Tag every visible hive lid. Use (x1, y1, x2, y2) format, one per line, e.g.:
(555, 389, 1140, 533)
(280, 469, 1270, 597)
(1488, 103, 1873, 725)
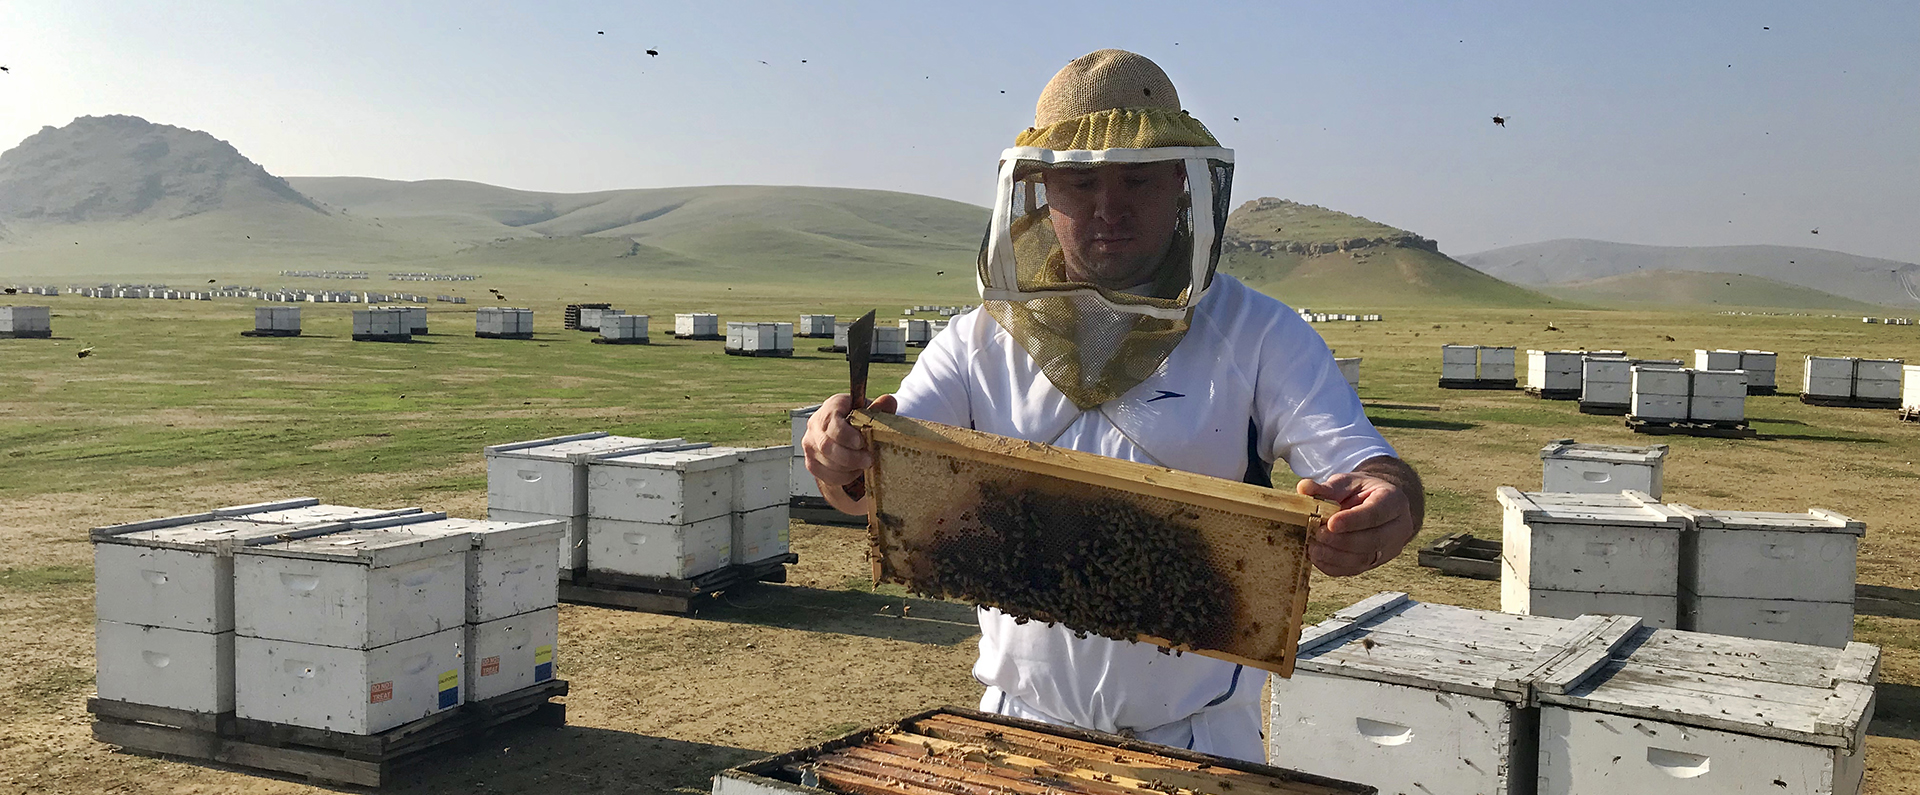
(790, 403, 824, 419)
(1672, 505, 1864, 536)
(485, 433, 687, 464)
(1533, 626, 1882, 750)
(91, 513, 347, 553)
(1292, 592, 1641, 702)
(593, 446, 740, 473)
(349, 514, 566, 548)
(212, 498, 424, 525)
(236, 512, 474, 566)
(1495, 487, 1688, 528)
(705, 445, 793, 464)
(1538, 439, 1669, 465)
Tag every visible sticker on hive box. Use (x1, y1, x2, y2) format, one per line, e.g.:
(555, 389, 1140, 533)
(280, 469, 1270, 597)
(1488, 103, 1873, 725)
(370, 681, 393, 704)
(849, 411, 1333, 677)
(535, 645, 554, 680)
(480, 656, 501, 677)
(437, 669, 459, 709)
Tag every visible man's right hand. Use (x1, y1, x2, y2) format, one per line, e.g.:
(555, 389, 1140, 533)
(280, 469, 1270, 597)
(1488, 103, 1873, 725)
(803, 392, 897, 515)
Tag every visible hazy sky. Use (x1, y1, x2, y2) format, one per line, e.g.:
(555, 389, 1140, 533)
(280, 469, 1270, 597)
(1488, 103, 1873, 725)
(2, 1, 1915, 262)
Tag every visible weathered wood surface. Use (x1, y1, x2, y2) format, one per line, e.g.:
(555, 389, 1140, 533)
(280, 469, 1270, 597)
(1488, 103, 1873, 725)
(1415, 532, 1500, 580)
(851, 411, 1332, 676)
(87, 698, 232, 734)
(1294, 593, 1593, 701)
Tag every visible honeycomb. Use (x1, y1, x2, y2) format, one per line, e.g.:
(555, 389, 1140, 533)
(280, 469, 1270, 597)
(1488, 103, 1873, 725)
(853, 412, 1328, 674)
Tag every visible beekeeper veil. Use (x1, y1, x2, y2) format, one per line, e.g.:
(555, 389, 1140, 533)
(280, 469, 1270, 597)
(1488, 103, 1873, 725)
(979, 49, 1233, 410)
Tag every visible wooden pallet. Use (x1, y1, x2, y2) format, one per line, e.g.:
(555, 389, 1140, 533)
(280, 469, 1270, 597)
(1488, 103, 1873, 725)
(1800, 394, 1902, 409)
(588, 337, 650, 345)
(723, 348, 795, 357)
(239, 329, 301, 338)
(1748, 386, 1778, 396)
(1576, 402, 1630, 416)
(1625, 417, 1758, 438)
(474, 332, 535, 340)
(1524, 387, 1581, 400)
(561, 553, 798, 614)
(351, 334, 414, 343)
(673, 334, 724, 340)
(0, 330, 53, 339)
(1897, 407, 1920, 423)
(1437, 378, 1519, 390)
(1415, 532, 1500, 580)
(89, 680, 567, 787)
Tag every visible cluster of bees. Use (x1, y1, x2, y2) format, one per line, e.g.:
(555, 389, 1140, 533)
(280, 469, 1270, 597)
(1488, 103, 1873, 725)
(914, 483, 1234, 649)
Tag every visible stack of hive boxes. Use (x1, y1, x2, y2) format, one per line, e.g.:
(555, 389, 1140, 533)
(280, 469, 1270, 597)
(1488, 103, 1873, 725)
(401, 306, 429, 335)
(898, 319, 931, 347)
(232, 515, 474, 734)
(1905, 364, 1920, 416)
(1630, 365, 1747, 423)
(788, 405, 823, 505)
(485, 433, 688, 578)
(1804, 356, 1905, 405)
(1440, 344, 1517, 386)
(1501, 488, 1866, 647)
(1527, 350, 1622, 399)
(475, 307, 534, 339)
(1577, 357, 1679, 414)
(706, 445, 792, 565)
(249, 307, 302, 337)
(1272, 592, 1880, 795)
(725, 322, 795, 356)
(586, 447, 742, 579)
(0, 305, 52, 338)
(1333, 357, 1361, 389)
(351, 307, 410, 342)
(1498, 488, 1689, 627)
(674, 313, 721, 340)
(1695, 348, 1777, 394)
(798, 314, 835, 338)
(92, 510, 362, 718)
(599, 313, 649, 343)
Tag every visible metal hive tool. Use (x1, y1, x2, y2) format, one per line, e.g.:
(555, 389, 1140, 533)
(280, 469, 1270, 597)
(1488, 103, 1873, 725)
(849, 411, 1333, 676)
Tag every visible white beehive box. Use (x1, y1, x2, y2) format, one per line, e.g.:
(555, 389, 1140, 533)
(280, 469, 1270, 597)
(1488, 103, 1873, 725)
(1904, 364, 1920, 412)
(1498, 488, 1689, 626)
(1689, 369, 1748, 422)
(790, 404, 822, 500)
(1527, 350, 1588, 392)
(799, 314, 835, 337)
(1442, 344, 1479, 380)
(1271, 592, 1616, 795)
(578, 307, 608, 331)
(1539, 439, 1668, 499)
(1631, 365, 1691, 420)
(352, 308, 407, 337)
(1854, 358, 1904, 400)
(587, 447, 739, 525)
(1479, 346, 1517, 381)
(1675, 505, 1864, 647)
(872, 325, 907, 356)
(710, 445, 792, 512)
(92, 509, 358, 633)
(404, 306, 428, 334)
(0, 305, 52, 334)
(233, 517, 471, 649)
(1694, 349, 1743, 371)
(476, 307, 505, 335)
(725, 321, 747, 351)
(1533, 626, 1880, 795)
(602, 313, 648, 341)
(1742, 350, 1778, 391)
(1803, 356, 1855, 399)
(467, 606, 558, 702)
(586, 514, 731, 579)
(235, 625, 465, 735)
(675, 313, 719, 337)
(1581, 357, 1633, 407)
(361, 514, 564, 623)
(254, 306, 302, 332)
(774, 321, 793, 351)
(486, 432, 684, 571)
(95, 620, 236, 713)
(832, 322, 852, 350)
(899, 318, 931, 345)
(1332, 357, 1360, 389)
(730, 506, 790, 565)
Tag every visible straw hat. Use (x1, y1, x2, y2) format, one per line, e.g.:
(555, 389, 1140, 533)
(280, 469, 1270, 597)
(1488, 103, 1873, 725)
(1033, 49, 1181, 129)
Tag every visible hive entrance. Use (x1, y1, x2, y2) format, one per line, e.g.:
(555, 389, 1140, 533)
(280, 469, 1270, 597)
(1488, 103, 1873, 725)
(852, 412, 1329, 675)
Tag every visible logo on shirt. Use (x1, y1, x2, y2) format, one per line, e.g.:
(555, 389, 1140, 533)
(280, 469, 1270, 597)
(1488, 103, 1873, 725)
(1146, 390, 1185, 403)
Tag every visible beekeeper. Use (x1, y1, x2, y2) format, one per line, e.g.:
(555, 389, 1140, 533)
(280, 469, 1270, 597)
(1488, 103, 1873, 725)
(803, 49, 1423, 762)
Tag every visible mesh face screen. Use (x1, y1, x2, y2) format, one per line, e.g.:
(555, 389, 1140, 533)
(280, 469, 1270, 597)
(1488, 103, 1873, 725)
(862, 415, 1316, 673)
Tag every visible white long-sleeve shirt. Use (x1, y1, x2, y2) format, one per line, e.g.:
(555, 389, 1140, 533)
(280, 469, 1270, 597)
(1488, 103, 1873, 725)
(892, 273, 1396, 737)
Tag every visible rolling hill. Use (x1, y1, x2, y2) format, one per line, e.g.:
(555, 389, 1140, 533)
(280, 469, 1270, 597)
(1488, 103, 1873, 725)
(1218, 199, 1553, 308)
(1543, 270, 1885, 312)
(1459, 238, 1920, 309)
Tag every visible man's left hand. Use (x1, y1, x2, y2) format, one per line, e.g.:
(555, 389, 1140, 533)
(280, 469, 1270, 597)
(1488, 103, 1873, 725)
(1296, 456, 1424, 577)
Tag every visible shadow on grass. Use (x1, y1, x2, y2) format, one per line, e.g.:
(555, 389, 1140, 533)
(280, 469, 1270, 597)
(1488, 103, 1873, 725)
(1368, 415, 1479, 432)
(695, 582, 978, 646)
(1364, 403, 1443, 412)
(1871, 682, 1920, 741)
(1756, 431, 1887, 444)
(1858, 584, 1920, 620)
(1747, 416, 1809, 426)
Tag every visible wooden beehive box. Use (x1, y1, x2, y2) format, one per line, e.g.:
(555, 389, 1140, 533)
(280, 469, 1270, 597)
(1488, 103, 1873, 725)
(713, 707, 1375, 795)
(850, 411, 1332, 676)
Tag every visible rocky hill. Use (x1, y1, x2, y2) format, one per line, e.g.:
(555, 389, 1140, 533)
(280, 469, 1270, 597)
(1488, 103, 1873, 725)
(0, 115, 324, 223)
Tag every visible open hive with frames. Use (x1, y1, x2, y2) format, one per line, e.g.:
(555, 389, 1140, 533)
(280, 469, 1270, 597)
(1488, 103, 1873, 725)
(849, 412, 1332, 676)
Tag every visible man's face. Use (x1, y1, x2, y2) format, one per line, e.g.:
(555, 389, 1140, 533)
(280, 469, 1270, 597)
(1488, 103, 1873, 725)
(1041, 161, 1186, 290)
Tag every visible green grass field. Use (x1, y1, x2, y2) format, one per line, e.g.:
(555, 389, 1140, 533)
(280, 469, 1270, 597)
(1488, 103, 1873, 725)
(4, 271, 1919, 793)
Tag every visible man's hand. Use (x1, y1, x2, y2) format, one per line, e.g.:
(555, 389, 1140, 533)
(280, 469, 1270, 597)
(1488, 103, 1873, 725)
(802, 392, 898, 515)
(1296, 456, 1425, 577)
